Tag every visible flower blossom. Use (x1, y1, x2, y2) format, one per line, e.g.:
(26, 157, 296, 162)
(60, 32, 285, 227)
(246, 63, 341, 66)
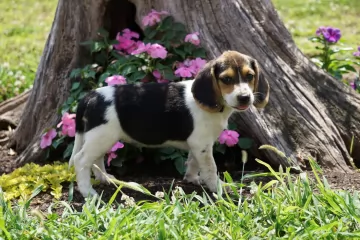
(353, 46, 360, 57)
(315, 26, 341, 43)
(40, 128, 57, 149)
(218, 130, 239, 147)
(131, 42, 167, 59)
(142, 9, 169, 27)
(113, 28, 140, 54)
(57, 112, 76, 137)
(107, 141, 125, 166)
(153, 70, 169, 83)
(185, 32, 200, 46)
(105, 75, 127, 86)
(174, 58, 207, 78)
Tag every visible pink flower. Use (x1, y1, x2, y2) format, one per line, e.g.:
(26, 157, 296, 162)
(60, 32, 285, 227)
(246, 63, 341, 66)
(174, 67, 194, 78)
(105, 75, 127, 86)
(122, 28, 139, 39)
(40, 128, 57, 149)
(107, 152, 118, 167)
(142, 9, 169, 27)
(147, 43, 167, 59)
(153, 70, 169, 83)
(57, 112, 76, 137)
(113, 34, 136, 52)
(218, 130, 239, 147)
(131, 42, 167, 59)
(185, 32, 200, 46)
(107, 141, 124, 166)
(189, 58, 207, 75)
(111, 141, 124, 152)
(113, 29, 140, 54)
(131, 42, 152, 55)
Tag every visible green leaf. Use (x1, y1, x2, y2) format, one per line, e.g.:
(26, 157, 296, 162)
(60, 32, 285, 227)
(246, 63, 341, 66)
(97, 27, 109, 38)
(163, 68, 177, 81)
(159, 147, 176, 155)
(173, 23, 186, 32)
(161, 30, 176, 42)
(214, 143, 227, 155)
(184, 43, 195, 54)
(228, 123, 237, 130)
(121, 65, 137, 76)
(108, 39, 119, 45)
(52, 136, 65, 149)
(131, 71, 147, 82)
(83, 70, 96, 79)
(238, 137, 254, 149)
(174, 157, 187, 175)
(69, 68, 81, 79)
(63, 142, 74, 159)
(155, 62, 168, 70)
(192, 48, 207, 58)
(159, 16, 173, 30)
(66, 96, 74, 104)
(173, 48, 186, 59)
(92, 41, 107, 53)
(71, 82, 81, 91)
(99, 72, 111, 83)
(144, 27, 157, 40)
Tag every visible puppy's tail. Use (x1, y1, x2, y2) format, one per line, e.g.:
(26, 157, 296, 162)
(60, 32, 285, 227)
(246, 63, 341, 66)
(69, 94, 88, 169)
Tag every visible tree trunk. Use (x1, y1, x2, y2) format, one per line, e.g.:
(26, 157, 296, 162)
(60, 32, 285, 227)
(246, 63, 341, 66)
(11, 0, 360, 173)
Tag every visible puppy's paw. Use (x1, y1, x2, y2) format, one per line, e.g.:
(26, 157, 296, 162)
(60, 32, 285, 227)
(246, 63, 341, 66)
(183, 174, 201, 186)
(95, 173, 116, 184)
(79, 187, 99, 199)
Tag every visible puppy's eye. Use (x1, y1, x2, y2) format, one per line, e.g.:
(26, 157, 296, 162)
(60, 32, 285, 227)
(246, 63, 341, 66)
(221, 77, 232, 84)
(245, 73, 254, 81)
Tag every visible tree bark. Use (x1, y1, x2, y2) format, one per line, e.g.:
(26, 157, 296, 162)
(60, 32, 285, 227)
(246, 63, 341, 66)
(11, 0, 360, 173)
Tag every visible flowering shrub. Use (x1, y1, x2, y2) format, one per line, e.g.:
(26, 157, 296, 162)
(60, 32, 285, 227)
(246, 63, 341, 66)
(40, 9, 253, 175)
(309, 26, 360, 92)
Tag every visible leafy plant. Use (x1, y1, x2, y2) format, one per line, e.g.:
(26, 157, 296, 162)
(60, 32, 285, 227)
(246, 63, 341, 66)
(0, 162, 75, 201)
(309, 26, 360, 92)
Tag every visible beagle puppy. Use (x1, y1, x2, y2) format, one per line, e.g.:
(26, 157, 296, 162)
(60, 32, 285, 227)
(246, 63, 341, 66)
(69, 50, 270, 198)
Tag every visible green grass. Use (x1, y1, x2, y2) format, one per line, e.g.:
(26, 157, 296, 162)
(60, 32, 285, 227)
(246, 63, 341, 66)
(0, 0, 56, 101)
(272, 0, 360, 57)
(2, 159, 360, 239)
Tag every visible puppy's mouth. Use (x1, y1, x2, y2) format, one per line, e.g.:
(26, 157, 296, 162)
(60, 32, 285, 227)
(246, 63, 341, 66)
(233, 105, 250, 111)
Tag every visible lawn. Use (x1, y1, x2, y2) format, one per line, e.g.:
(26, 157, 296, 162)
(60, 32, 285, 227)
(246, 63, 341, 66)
(0, 0, 360, 239)
(273, 0, 360, 57)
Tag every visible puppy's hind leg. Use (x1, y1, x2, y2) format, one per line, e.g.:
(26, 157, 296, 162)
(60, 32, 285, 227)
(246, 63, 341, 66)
(74, 127, 120, 198)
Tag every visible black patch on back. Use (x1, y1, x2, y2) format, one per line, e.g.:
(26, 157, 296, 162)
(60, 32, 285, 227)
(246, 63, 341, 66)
(76, 90, 112, 133)
(114, 82, 194, 145)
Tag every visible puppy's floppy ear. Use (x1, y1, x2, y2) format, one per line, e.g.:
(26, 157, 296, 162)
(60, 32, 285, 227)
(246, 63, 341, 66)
(191, 60, 224, 112)
(251, 59, 270, 109)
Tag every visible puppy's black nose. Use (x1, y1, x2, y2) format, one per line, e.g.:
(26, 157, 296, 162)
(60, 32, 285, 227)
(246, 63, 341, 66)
(237, 95, 250, 104)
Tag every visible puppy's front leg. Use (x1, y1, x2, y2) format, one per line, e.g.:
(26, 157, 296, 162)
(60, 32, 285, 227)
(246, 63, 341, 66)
(183, 151, 201, 185)
(190, 144, 224, 193)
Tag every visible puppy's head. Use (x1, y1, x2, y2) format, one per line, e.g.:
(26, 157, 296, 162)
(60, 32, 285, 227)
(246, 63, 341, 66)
(191, 50, 269, 112)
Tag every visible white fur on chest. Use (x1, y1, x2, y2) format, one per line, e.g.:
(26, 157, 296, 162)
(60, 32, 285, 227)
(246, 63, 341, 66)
(182, 80, 234, 143)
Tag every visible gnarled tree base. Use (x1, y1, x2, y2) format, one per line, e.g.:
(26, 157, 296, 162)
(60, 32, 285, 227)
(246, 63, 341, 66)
(11, 0, 360, 174)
